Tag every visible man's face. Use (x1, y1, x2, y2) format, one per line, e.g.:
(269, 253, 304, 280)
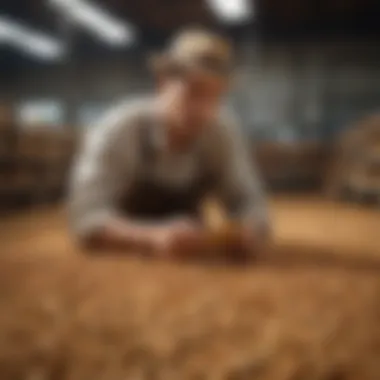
(159, 71, 227, 139)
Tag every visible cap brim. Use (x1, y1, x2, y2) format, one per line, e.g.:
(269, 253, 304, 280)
(149, 53, 229, 80)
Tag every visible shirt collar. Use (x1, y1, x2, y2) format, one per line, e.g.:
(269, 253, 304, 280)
(151, 98, 207, 155)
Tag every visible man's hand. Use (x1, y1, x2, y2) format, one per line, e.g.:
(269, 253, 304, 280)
(149, 218, 210, 259)
(205, 223, 260, 262)
(237, 226, 257, 259)
(143, 218, 269, 261)
(232, 224, 271, 261)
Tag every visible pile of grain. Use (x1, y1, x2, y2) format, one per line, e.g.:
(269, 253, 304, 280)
(1, 245, 380, 380)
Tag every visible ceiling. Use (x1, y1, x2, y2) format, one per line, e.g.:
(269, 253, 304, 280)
(1, 0, 216, 40)
(0, 0, 379, 75)
(1, 0, 379, 37)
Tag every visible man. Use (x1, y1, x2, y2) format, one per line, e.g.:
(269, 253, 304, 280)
(68, 29, 271, 259)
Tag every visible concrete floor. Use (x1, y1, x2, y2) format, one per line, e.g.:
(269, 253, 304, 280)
(0, 196, 379, 380)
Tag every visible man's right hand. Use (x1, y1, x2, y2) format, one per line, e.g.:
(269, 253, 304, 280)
(149, 218, 209, 259)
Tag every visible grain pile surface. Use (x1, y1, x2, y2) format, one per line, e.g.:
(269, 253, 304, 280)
(1, 198, 379, 380)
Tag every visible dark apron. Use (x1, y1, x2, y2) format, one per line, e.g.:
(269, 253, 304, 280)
(119, 120, 215, 221)
(120, 175, 211, 221)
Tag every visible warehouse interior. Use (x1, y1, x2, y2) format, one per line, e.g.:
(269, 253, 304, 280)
(0, 0, 380, 379)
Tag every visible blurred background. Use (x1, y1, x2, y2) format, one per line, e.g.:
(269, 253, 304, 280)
(1, 3, 380, 378)
(0, 0, 379, 211)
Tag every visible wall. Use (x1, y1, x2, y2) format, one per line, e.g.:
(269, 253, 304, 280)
(3, 55, 153, 126)
(4, 39, 380, 140)
(235, 39, 380, 141)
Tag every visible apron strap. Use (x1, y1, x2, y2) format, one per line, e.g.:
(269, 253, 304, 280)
(137, 113, 215, 187)
(137, 113, 157, 166)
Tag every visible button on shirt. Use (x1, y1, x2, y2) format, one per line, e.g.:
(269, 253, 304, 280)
(68, 97, 270, 241)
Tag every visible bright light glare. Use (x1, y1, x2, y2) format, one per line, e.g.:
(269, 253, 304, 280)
(0, 19, 11, 41)
(18, 100, 64, 126)
(207, 0, 253, 24)
(49, 0, 135, 46)
(0, 16, 64, 60)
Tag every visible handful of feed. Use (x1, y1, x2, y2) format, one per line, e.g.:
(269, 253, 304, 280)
(200, 197, 247, 259)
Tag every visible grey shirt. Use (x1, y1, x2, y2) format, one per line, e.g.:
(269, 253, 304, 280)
(68, 97, 270, 240)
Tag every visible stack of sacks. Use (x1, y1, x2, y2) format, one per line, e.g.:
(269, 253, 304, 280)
(13, 126, 50, 198)
(325, 113, 380, 204)
(0, 104, 15, 158)
(13, 126, 79, 202)
(254, 141, 327, 190)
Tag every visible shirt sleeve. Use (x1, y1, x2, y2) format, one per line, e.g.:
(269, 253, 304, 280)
(67, 105, 140, 242)
(211, 116, 272, 239)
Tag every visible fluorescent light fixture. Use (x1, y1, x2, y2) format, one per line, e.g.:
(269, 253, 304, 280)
(207, 0, 253, 24)
(0, 16, 64, 61)
(48, 0, 135, 47)
(0, 19, 11, 42)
